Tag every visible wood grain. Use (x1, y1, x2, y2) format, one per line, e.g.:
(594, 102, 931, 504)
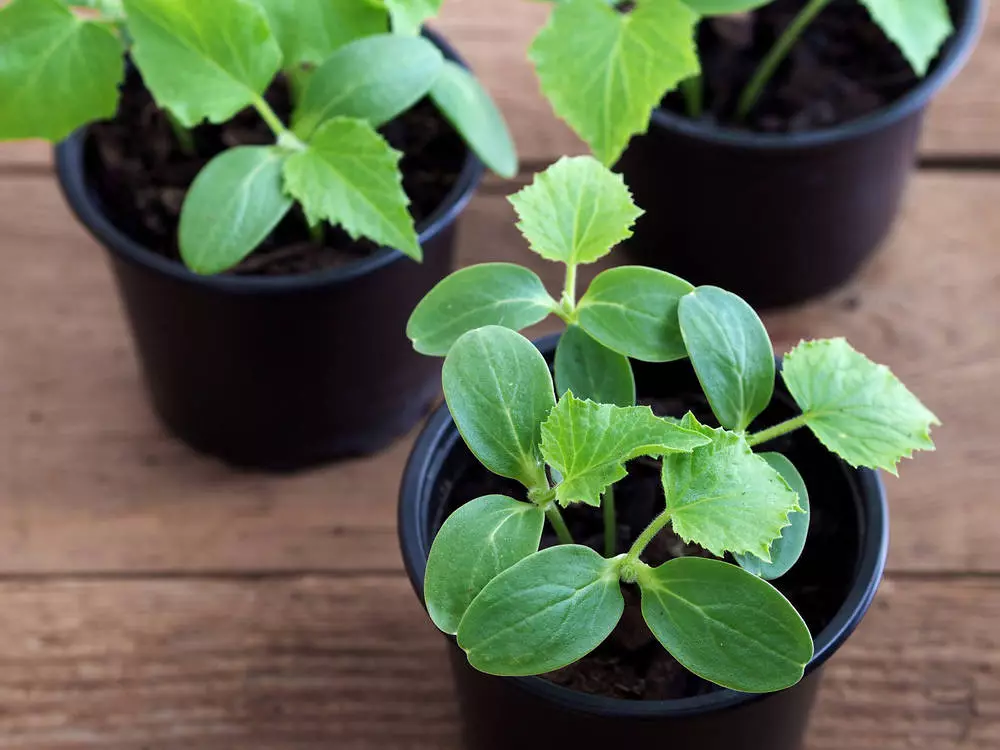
(0, 574, 991, 749)
(1, 0, 997, 172)
(1, 171, 998, 576)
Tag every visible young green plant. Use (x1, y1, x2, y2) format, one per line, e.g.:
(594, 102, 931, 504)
(528, 0, 954, 165)
(0, 0, 517, 273)
(406, 155, 939, 692)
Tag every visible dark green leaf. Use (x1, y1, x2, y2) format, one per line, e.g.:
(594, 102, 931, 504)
(680, 0, 773, 13)
(577, 266, 693, 362)
(425, 495, 544, 635)
(554, 325, 635, 407)
(443, 326, 555, 489)
(407, 263, 556, 356)
(735, 453, 810, 580)
(178, 146, 293, 274)
(384, 0, 443, 35)
(679, 286, 775, 432)
(457, 545, 624, 676)
(125, 0, 282, 127)
(252, 0, 388, 66)
(430, 60, 518, 179)
(638, 556, 813, 692)
(0, 0, 124, 142)
(292, 34, 443, 139)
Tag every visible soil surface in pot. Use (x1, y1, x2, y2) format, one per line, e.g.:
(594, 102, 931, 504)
(87, 69, 465, 276)
(661, 0, 921, 132)
(438, 387, 861, 700)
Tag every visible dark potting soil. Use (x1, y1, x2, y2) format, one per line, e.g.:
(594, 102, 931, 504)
(439, 386, 861, 701)
(86, 68, 465, 276)
(661, 0, 921, 132)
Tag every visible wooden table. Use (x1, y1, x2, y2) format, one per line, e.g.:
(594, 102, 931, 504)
(1, 2, 998, 747)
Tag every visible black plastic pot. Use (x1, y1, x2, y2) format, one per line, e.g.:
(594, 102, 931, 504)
(399, 336, 888, 750)
(55, 32, 484, 470)
(616, 0, 983, 309)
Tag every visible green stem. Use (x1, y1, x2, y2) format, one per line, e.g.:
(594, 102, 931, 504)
(309, 221, 325, 244)
(747, 414, 809, 447)
(252, 95, 306, 151)
(546, 506, 575, 546)
(166, 111, 196, 157)
(622, 509, 672, 570)
(563, 262, 578, 308)
(603, 486, 617, 557)
(736, 0, 833, 120)
(680, 75, 703, 119)
(286, 65, 312, 107)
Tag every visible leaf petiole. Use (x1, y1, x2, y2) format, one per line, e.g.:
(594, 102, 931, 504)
(545, 505, 575, 546)
(746, 414, 810, 447)
(253, 95, 306, 151)
(680, 75, 703, 119)
(620, 508, 672, 579)
(603, 485, 617, 556)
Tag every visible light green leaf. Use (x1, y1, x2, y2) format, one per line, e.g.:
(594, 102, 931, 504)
(443, 326, 556, 489)
(177, 147, 293, 275)
(251, 0, 388, 67)
(577, 266, 693, 362)
(124, 0, 281, 127)
(67, 0, 124, 17)
(541, 393, 710, 508)
(679, 286, 775, 432)
(425, 495, 544, 635)
(431, 60, 518, 179)
(555, 325, 635, 407)
(859, 0, 953, 76)
(735, 453, 810, 581)
(0, 0, 124, 142)
(283, 117, 420, 259)
(781, 338, 939, 475)
(679, 0, 772, 13)
(530, 0, 699, 165)
(383, 0, 442, 35)
(663, 413, 800, 561)
(292, 34, 443, 139)
(407, 264, 556, 357)
(638, 557, 813, 693)
(457, 545, 624, 676)
(508, 156, 643, 265)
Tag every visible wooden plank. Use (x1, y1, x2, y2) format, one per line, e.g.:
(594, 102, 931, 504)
(0, 574, 992, 749)
(0, 171, 998, 575)
(2, 0, 997, 172)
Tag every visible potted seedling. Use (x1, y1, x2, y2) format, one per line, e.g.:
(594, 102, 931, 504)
(0, 0, 516, 468)
(528, 0, 983, 307)
(399, 157, 937, 748)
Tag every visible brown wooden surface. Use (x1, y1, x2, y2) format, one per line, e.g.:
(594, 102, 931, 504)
(1, 4, 999, 748)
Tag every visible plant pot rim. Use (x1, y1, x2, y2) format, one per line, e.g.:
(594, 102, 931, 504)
(398, 334, 889, 719)
(647, 0, 983, 152)
(53, 27, 485, 295)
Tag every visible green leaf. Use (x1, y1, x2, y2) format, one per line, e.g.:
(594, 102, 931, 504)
(457, 545, 624, 676)
(430, 60, 518, 179)
(577, 266, 693, 362)
(177, 146, 293, 275)
(679, 286, 775, 432)
(443, 326, 556, 489)
(735, 453, 810, 581)
(781, 338, 940, 475)
(530, 0, 699, 165)
(637, 557, 813, 693)
(407, 264, 556, 357)
(124, 0, 281, 127)
(663, 414, 800, 561)
(67, 0, 124, 17)
(425, 495, 544, 635)
(292, 34, 443, 140)
(541, 393, 710, 508)
(555, 325, 635, 407)
(859, 0, 953, 76)
(383, 0, 442, 35)
(251, 0, 388, 67)
(679, 0, 773, 13)
(0, 0, 124, 142)
(283, 117, 420, 259)
(508, 156, 643, 265)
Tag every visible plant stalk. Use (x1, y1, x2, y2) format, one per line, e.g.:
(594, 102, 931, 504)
(563, 262, 578, 308)
(680, 75, 703, 119)
(622, 509, 672, 570)
(603, 486, 617, 557)
(747, 414, 810, 447)
(546, 506, 575, 546)
(253, 96, 306, 151)
(166, 111, 196, 157)
(736, 0, 833, 120)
